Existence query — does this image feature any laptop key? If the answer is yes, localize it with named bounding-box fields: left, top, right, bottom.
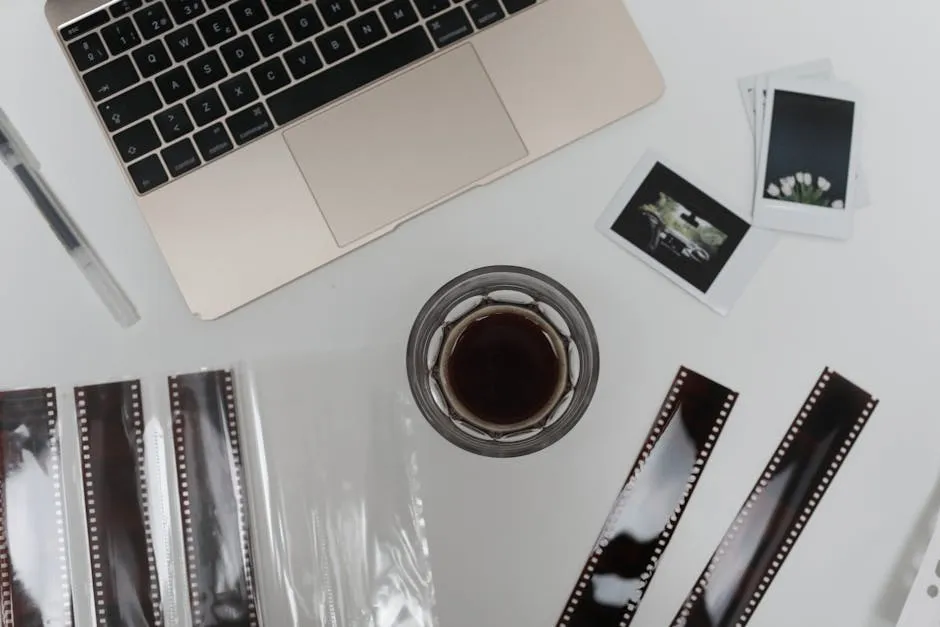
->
left=253, top=20, right=291, bottom=56
left=206, top=0, right=234, bottom=8
left=133, top=3, right=174, bottom=39
left=226, top=104, right=274, bottom=145
left=114, top=119, right=161, bottom=163
left=132, top=40, right=172, bottom=77
left=427, top=6, right=471, bottom=47
left=353, top=0, right=383, bottom=10
left=110, top=0, right=145, bottom=18
left=465, top=0, right=504, bottom=28
left=230, top=0, right=269, bottom=30
left=68, top=33, right=109, bottom=72
left=252, top=57, right=291, bottom=94
left=349, top=11, right=387, bottom=48
left=155, top=104, right=195, bottom=141
left=187, top=88, right=226, bottom=126
left=198, top=9, right=237, bottom=45
left=101, top=18, right=143, bottom=55
left=156, top=66, right=197, bottom=103
left=220, top=35, right=260, bottom=72
left=267, top=26, right=434, bottom=125
left=379, top=0, right=419, bottom=33
left=264, top=0, right=301, bottom=15
left=166, top=0, right=207, bottom=24
left=161, top=138, right=202, bottom=176
left=128, top=154, right=169, bottom=193
left=502, top=0, right=535, bottom=13
left=315, top=26, right=355, bottom=64
left=219, top=73, right=260, bottom=109
left=166, top=24, right=207, bottom=61
left=284, top=5, right=324, bottom=41
left=98, top=82, right=162, bottom=131
left=188, top=50, right=228, bottom=88
left=84, top=56, right=140, bottom=102
left=315, top=0, right=355, bottom=26
left=194, top=123, right=234, bottom=161
left=413, top=0, right=450, bottom=18
left=284, top=42, right=323, bottom=79
left=61, top=10, right=109, bottom=41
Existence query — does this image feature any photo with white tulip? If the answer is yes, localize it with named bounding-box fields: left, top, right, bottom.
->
left=765, top=171, right=844, bottom=209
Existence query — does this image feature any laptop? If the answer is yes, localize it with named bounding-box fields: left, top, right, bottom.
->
left=47, top=0, right=663, bottom=319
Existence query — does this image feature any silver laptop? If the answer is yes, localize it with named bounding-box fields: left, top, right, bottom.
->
left=48, top=0, right=663, bottom=319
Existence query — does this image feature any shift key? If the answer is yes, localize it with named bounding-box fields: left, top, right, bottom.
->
left=226, top=104, right=274, bottom=145
left=98, top=83, right=161, bottom=131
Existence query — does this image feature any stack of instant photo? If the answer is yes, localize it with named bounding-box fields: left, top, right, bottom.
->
left=740, top=59, right=868, bottom=240
left=596, top=59, right=866, bottom=316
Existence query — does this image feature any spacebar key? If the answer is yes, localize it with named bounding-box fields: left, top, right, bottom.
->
left=268, top=26, right=434, bottom=126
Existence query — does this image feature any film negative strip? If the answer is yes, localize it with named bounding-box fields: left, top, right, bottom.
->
left=75, top=381, right=163, bottom=627
left=670, top=368, right=878, bottom=627
left=0, top=388, right=72, bottom=627
left=557, top=368, right=739, bottom=627
left=169, top=370, right=260, bottom=627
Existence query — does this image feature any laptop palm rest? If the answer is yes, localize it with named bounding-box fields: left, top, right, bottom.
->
left=282, top=44, right=528, bottom=247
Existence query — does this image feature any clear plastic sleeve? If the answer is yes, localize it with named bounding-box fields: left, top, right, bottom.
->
left=236, top=347, right=437, bottom=627
left=0, top=344, right=436, bottom=627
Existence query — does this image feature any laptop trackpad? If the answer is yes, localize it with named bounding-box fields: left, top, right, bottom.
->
left=283, top=45, right=528, bottom=247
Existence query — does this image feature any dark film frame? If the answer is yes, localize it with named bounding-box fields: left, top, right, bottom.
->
left=670, top=369, right=878, bottom=627
left=170, top=370, right=260, bottom=627
left=75, top=380, right=163, bottom=627
left=557, top=368, right=738, bottom=627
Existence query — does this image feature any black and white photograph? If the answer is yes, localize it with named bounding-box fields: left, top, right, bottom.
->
left=598, top=152, right=776, bottom=315
left=763, top=90, right=855, bottom=208
left=754, top=79, right=862, bottom=239
left=1, top=389, right=72, bottom=627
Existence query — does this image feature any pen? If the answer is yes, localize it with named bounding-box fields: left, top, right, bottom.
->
left=0, top=108, right=140, bottom=328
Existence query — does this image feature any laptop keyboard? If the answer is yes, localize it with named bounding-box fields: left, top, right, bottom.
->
left=60, top=0, right=540, bottom=195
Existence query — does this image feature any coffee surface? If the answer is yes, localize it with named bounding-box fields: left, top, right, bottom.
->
left=445, top=311, right=562, bottom=427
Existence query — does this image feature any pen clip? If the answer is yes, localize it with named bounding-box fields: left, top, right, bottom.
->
left=0, top=108, right=41, bottom=170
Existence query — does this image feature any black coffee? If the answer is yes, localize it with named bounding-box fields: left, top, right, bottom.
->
left=444, top=311, right=562, bottom=427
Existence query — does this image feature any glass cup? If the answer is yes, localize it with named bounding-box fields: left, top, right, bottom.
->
left=406, top=266, right=599, bottom=457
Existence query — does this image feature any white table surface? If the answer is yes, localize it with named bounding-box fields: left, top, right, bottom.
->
left=1, top=1, right=938, bottom=625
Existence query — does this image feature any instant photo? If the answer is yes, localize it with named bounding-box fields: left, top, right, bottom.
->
left=0, top=388, right=72, bottom=627
left=669, top=370, right=878, bottom=627
left=75, top=381, right=163, bottom=627
left=598, top=152, right=777, bottom=315
left=169, top=371, right=259, bottom=627
left=754, top=79, right=862, bottom=239
left=738, top=62, right=870, bottom=210
left=557, top=369, right=738, bottom=627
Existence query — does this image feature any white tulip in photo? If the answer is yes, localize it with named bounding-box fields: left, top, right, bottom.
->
left=767, top=183, right=780, bottom=197
left=818, top=176, right=831, bottom=192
